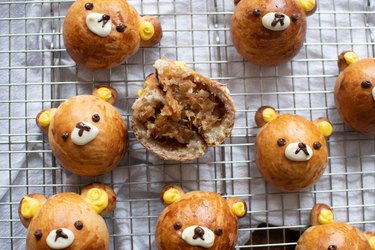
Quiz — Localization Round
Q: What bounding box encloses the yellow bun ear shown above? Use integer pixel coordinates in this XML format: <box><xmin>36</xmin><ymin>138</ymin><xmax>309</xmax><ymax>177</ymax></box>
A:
<box><xmin>139</xmin><ymin>16</ymin><xmax>163</xmax><ymax>47</ymax></box>
<box><xmin>92</xmin><ymin>86</ymin><xmax>118</xmax><ymax>105</ymax></box>
<box><xmin>255</xmin><ymin>106</ymin><xmax>278</xmax><ymax>128</ymax></box>
<box><xmin>36</xmin><ymin>108</ymin><xmax>57</xmax><ymax>134</ymax></box>
<box><xmin>310</xmin><ymin>203</ymin><xmax>334</xmax><ymax>226</ymax></box>
<box><xmin>227</xmin><ymin>197</ymin><xmax>247</xmax><ymax>219</ymax></box>
<box><xmin>160</xmin><ymin>185</ymin><xmax>185</xmax><ymax>206</ymax></box>
<box><xmin>81</xmin><ymin>182</ymin><xmax>116</xmax><ymax>215</ymax></box>
<box><xmin>297</xmin><ymin>0</ymin><xmax>317</xmax><ymax>15</ymax></box>
<box><xmin>18</xmin><ymin>194</ymin><xmax>47</xmax><ymax>228</ymax></box>
<box><xmin>338</xmin><ymin>51</ymin><xmax>359</xmax><ymax>72</ymax></box>
<box><xmin>313</xmin><ymin>118</ymin><xmax>333</xmax><ymax>138</ymax></box>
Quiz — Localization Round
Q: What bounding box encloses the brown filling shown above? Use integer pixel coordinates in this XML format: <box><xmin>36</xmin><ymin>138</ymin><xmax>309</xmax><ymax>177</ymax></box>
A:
<box><xmin>136</xmin><ymin>72</ymin><xmax>226</xmax><ymax>146</ymax></box>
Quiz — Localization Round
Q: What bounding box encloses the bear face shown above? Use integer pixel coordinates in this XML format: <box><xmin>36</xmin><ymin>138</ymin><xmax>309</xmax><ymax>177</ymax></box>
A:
<box><xmin>334</xmin><ymin>51</ymin><xmax>375</xmax><ymax>135</ymax></box>
<box><xmin>63</xmin><ymin>0</ymin><xmax>162</xmax><ymax>69</ymax></box>
<box><xmin>296</xmin><ymin>204</ymin><xmax>375</xmax><ymax>250</ymax></box>
<box><xmin>36</xmin><ymin>86</ymin><xmax>128</xmax><ymax>176</ymax></box>
<box><xmin>230</xmin><ymin>0</ymin><xmax>317</xmax><ymax>66</ymax></box>
<box><xmin>254</xmin><ymin>106</ymin><xmax>332</xmax><ymax>191</ymax></box>
<box><xmin>19</xmin><ymin>183</ymin><xmax>116</xmax><ymax>250</ymax></box>
<box><xmin>155</xmin><ymin>185</ymin><xmax>247</xmax><ymax>249</ymax></box>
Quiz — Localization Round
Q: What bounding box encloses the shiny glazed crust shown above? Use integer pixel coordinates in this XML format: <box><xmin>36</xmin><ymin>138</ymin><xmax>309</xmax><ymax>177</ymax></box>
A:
<box><xmin>155</xmin><ymin>191</ymin><xmax>239</xmax><ymax>250</ymax></box>
<box><xmin>230</xmin><ymin>0</ymin><xmax>308</xmax><ymax>66</ymax></box>
<box><xmin>26</xmin><ymin>193</ymin><xmax>109</xmax><ymax>250</ymax></box>
<box><xmin>296</xmin><ymin>222</ymin><xmax>371</xmax><ymax>250</ymax></box>
<box><xmin>334</xmin><ymin>58</ymin><xmax>375</xmax><ymax>135</ymax></box>
<box><xmin>63</xmin><ymin>0</ymin><xmax>141</xmax><ymax>68</ymax></box>
<box><xmin>132</xmin><ymin>59</ymin><xmax>236</xmax><ymax>161</ymax></box>
<box><xmin>255</xmin><ymin>114</ymin><xmax>328</xmax><ymax>191</ymax></box>
<box><xmin>49</xmin><ymin>95</ymin><xmax>127</xmax><ymax>176</ymax></box>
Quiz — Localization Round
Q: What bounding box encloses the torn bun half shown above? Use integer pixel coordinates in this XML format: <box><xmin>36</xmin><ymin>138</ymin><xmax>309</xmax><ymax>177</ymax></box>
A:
<box><xmin>132</xmin><ymin>58</ymin><xmax>236</xmax><ymax>161</ymax></box>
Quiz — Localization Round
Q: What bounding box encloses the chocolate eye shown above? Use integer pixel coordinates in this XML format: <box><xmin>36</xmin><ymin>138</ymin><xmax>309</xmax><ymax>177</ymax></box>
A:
<box><xmin>62</xmin><ymin>131</ymin><xmax>69</xmax><ymax>141</ymax></box>
<box><xmin>291</xmin><ymin>14</ymin><xmax>299</xmax><ymax>22</ymax></box>
<box><xmin>214</xmin><ymin>227</ymin><xmax>223</xmax><ymax>236</ymax></box>
<box><xmin>361</xmin><ymin>80</ymin><xmax>372</xmax><ymax>89</ymax></box>
<box><xmin>173</xmin><ymin>222</ymin><xmax>182</xmax><ymax>230</ymax></box>
<box><xmin>34</xmin><ymin>230</ymin><xmax>42</xmax><ymax>240</ymax></box>
<box><xmin>92</xmin><ymin>114</ymin><xmax>100</xmax><ymax>122</ymax></box>
<box><xmin>328</xmin><ymin>245</ymin><xmax>337</xmax><ymax>250</ymax></box>
<box><xmin>277</xmin><ymin>138</ymin><xmax>287</xmax><ymax>146</ymax></box>
<box><xmin>85</xmin><ymin>2</ymin><xmax>93</xmax><ymax>10</ymax></box>
<box><xmin>252</xmin><ymin>9</ymin><xmax>261</xmax><ymax>16</ymax></box>
<box><xmin>313</xmin><ymin>141</ymin><xmax>322</xmax><ymax>150</ymax></box>
<box><xmin>74</xmin><ymin>220</ymin><xmax>83</xmax><ymax>230</ymax></box>
<box><xmin>116</xmin><ymin>23</ymin><xmax>126</xmax><ymax>32</ymax></box>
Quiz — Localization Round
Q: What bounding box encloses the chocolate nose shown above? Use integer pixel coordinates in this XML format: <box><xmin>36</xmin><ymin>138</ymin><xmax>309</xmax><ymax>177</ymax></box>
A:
<box><xmin>262</xmin><ymin>12</ymin><xmax>291</xmax><ymax>31</ymax></box>
<box><xmin>193</xmin><ymin>226</ymin><xmax>205</xmax><ymax>240</ymax></box>
<box><xmin>296</xmin><ymin>142</ymin><xmax>310</xmax><ymax>156</ymax></box>
<box><xmin>55</xmin><ymin>228</ymin><xmax>68</xmax><ymax>242</ymax></box>
<box><xmin>272</xmin><ymin>13</ymin><xmax>285</xmax><ymax>26</ymax></box>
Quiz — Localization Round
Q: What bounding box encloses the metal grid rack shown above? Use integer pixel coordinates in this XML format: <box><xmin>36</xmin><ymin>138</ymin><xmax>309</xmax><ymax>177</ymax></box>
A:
<box><xmin>1</xmin><ymin>0</ymin><xmax>375</xmax><ymax>249</ymax></box>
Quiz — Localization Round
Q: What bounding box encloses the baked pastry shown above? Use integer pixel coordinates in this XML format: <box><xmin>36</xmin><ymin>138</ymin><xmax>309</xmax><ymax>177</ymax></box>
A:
<box><xmin>63</xmin><ymin>0</ymin><xmax>162</xmax><ymax>69</ymax></box>
<box><xmin>155</xmin><ymin>185</ymin><xmax>247</xmax><ymax>249</ymax></box>
<box><xmin>36</xmin><ymin>86</ymin><xmax>127</xmax><ymax>176</ymax></box>
<box><xmin>334</xmin><ymin>51</ymin><xmax>375</xmax><ymax>135</ymax></box>
<box><xmin>231</xmin><ymin>0</ymin><xmax>317</xmax><ymax>66</ymax></box>
<box><xmin>296</xmin><ymin>203</ymin><xmax>375</xmax><ymax>249</ymax></box>
<box><xmin>132</xmin><ymin>58</ymin><xmax>236</xmax><ymax>161</ymax></box>
<box><xmin>19</xmin><ymin>182</ymin><xmax>116</xmax><ymax>250</ymax></box>
<box><xmin>254</xmin><ymin>106</ymin><xmax>332</xmax><ymax>191</ymax></box>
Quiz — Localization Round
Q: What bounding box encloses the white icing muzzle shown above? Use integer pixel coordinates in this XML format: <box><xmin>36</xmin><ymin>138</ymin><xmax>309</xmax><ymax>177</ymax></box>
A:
<box><xmin>86</xmin><ymin>13</ymin><xmax>111</xmax><ymax>37</ymax></box>
<box><xmin>46</xmin><ymin>228</ymin><xmax>75</xmax><ymax>249</ymax></box>
<box><xmin>181</xmin><ymin>226</ymin><xmax>215</xmax><ymax>248</ymax></box>
<box><xmin>262</xmin><ymin>12</ymin><xmax>291</xmax><ymax>31</ymax></box>
<box><xmin>372</xmin><ymin>87</ymin><xmax>375</xmax><ymax>101</ymax></box>
<box><xmin>285</xmin><ymin>142</ymin><xmax>313</xmax><ymax>161</ymax></box>
<box><xmin>71</xmin><ymin>121</ymin><xmax>99</xmax><ymax>146</ymax></box>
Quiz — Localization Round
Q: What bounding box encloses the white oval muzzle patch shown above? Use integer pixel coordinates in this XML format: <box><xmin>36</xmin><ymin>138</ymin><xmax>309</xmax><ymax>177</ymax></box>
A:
<box><xmin>46</xmin><ymin>228</ymin><xmax>75</xmax><ymax>249</ymax></box>
<box><xmin>86</xmin><ymin>12</ymin><xmax>111</xmax><ymax>37</ymax></box>
<box><xmin>181</xmin><ymin>226</ymin><xmax>215</xmax><ymax>248</ymax></box>
<box><xmin>262</xmin><ymin>12</ymin><xmax>291</xmax><ymax>31</ymax></box>
<box><xmin>71</xmin><ymin>121</ymin><xmax>99</xmax><ymax>146</ymax></box>
<box><xmin>285</xmin><ymin>142</ymin><xmax>313</xmax><ymax>161</ymax></box>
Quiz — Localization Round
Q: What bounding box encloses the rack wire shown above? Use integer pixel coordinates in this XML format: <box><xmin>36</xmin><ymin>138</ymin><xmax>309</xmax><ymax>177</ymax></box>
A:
<box><xmin>0</xmin><ymin>0</ymin><xmax>375</xmax><ymax>249</ymax></box>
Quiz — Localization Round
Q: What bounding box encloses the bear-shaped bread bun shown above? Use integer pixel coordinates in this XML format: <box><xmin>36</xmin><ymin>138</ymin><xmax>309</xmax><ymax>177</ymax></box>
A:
<box><xmin>132</xmin><ymin>58</ymin><xmax>236</xmax><ymax>161</ymax></box>
<box><xmin>155</xmin><ymin>185</ymin><xmax>247</xmax><ymax>249</ymax></box>
<box><xmin>231</xmin><ymin>0</ymin><xmax>317</xmax><ymax>66</ymax></box>
<box><xmin>63</xmin><ymin>0</ymin><xmax>163</xmax><ymax>69</ymax></box>
<box><xmin>36</xmin><ymin>86</ymin><xmax>128</xmax><ymax>176</ymax></box>
<box><xmin>334</xmin><ymin>51</ymin><xmax>375</xmax><ymax>135</ymax></box>
<box><xmin>296</xmin><ymin>204</ymin><xmax>375</xmax><ymax>250</ymax></box>
<box><xmin>19</xmin><ymin>183</ymin><xmax>116</xmax><ymax>250</ymax></box>
<box><xmin>254</xmin><ymin>106</ymin><xmax>332</xmax><ymax>191</ymax></box>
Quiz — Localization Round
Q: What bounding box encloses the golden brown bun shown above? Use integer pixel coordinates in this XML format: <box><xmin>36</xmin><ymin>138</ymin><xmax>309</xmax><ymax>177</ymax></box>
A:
<box><xmin>132</xmin><ymin>58</ymin><xmax>236</xmax><ymax>161</ymax></box>
<box><xmin>255</xmin><ymin>114</ymin><xmax>328</xmax><ymax>191</ymax></box>
<box><xmin>231</xmin><ymin>0</ymin><xmax>314</xmax><ymax>66</ymax></box>
<box><xmin>334</xmin><ymin>57</ymin><xmax>375</xmax><ymax>135</ymax></box>
<box><xmin>296</xmin><ymin>222</ymin><xmax>371</xmax><ymax>250</ymax></box>
<box><xmin>47</xmin><ymin>95</ymin><xmax>127</xmax><ymax>176</ymax></box>
<box><xmin>25</xmin><ymin>193</ymin><xmax>109</xmax><ymax>250</ymax></box>
<box><xmin>156</xmin><ymin>188</ymin><xmax>246</xmax><ymax>249</ymax></box>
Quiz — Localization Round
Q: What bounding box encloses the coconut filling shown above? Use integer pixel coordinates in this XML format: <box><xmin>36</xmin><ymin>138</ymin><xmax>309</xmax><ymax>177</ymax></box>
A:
<box><xmin>135</xmin><ymin>74</ymin><xmax>226</xmax><ymax>148</ymax></box>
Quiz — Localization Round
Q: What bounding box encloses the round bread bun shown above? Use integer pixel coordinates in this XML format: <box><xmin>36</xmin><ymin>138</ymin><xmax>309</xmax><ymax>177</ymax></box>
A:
<box><xmin>334</xmin><ymin>54</ymin><xmax>375</xmax><ymax>135</ymax></box>
<box><xmin>132</xmin><ymin>58</ymin><xmax>236</xmax><ymax>161</ymax></box>
<box><xmin>230</xmin><ymin>0</ymin><xmax>316</xmax><ymax>66</ymax></box>
<box><xmin>63</xmin><ymin>0</ymin><xmax>162</xmax><ymax>68</ymax></box>
<box><xmin>255</xmin><ymin>112</ymin><xmax>329</xmax><ymax>191</ymax></box>
<box><xmin>46</xmin><ymin>95</ymin><xmax>127</xmax><ymax>176</ymax></box>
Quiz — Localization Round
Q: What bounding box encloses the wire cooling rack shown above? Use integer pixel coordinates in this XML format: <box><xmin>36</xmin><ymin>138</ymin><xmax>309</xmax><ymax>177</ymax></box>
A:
<box><xmin>1</xmin><ymin>0</ymin><xmax>375</xmax><ymax>249</ymax></box>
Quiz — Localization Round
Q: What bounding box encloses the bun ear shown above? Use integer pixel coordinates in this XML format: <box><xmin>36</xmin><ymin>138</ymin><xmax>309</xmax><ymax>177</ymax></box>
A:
<box><xmin>310</xmin><ymin>203</ymin><xmax>334</xmax><ymax>226</ymax></box>
<box><xmin>255</xmin><ymin>106</ymin><xmax>278</xmax><ymax>128</ymax></box>
<box><xmin>18</xmin><ymin>194</ymin><xmax>47</xmax><ymax>228</ymax></box>
<box><xmin>364</xmin><ymin>232</ymin><xmax>375</xmax><ymax>249</ymax></box>
<box><xmin>227</xmin><ymin>197</ymin><xmax>247</xmax><ymax>219</ymax></box>
<box><xmin>140</xmin><ymin>16</ymin><xmax>163</xmax><ymax>47</ymax></box>
<box><xmin>36</xmin><ymin>108</ymin><xmax>57</xmax><ymax>134</ymax></box>
<box><xmin>338</xmin><ymin>51</ymin><xmax>360</xmax><ymax>72</ymax></box>
<box><xmin>313</xmin><ymin>117</ymin><xmax>333</xmax><ymax>138</ymax></box>
<box><xmin>92</xmin><ymin>86</ymin><xmax>118</xmax><ymax>105</ymax></box>
<box><xmin>297</xmin><ymin>0</ymin><xmax>317</xmax><ymax>16</ymax></box>
<box><xmin>81</xmin><ymin>182</ymin><xmax>117</xmax><ymax>215</ymax></box>
<box><xmin>160</xmin><ymin>185</ymin><xmax>184</xmax><ymax>206</ymax></box>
